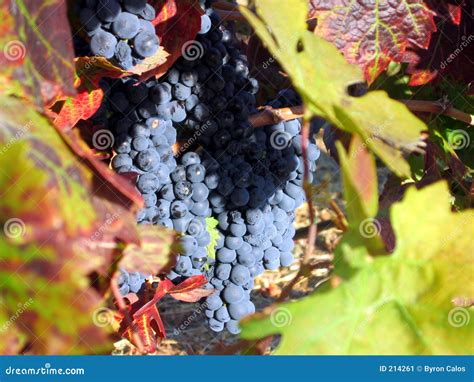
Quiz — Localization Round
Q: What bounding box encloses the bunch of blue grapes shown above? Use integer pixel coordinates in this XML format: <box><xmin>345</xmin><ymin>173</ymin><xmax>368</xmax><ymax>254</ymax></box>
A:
<box><xmin>154</xmin><ymin>7</ymin><xmax>258</xmax><ymax>146</ymax></box>
<box><xmin>117</xmin><ymin>269</ymin><xmax>148</xmax><ymax>295</ymax></box>
<box><xmin>95</xmin><ymin>75</ymin><xmax>214</xmax><ymax>291</ymax></box>
<box><xmin>77</xmin><ymin>0</ymin><xmax>159</xmax><ymax>69</ymax></box>
<box><xmin>201</xmin><ymin>117</ymin><xmax>320</xmax><ymax>333</ymax></box>
<box><xmin>161</xmin><ymin>151</ymin><xmax>213</xmax><ymax>279</ymax></box>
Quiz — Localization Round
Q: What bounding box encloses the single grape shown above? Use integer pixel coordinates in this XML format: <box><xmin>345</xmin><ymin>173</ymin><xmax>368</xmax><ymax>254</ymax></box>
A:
<box><xmin>133</xmin><ymin>31</ymin><xmax>160</xmax><ymax>57</ymax></box>
<box><xmin>222</xmin><ymin>283</ymin><xmax>245</xmax><ymax>304</ymax></box>
<box><xmin>216</xmin><ymin>247</ymin><xmax>236</xmax><ymax>263</ymax></box>
<box><xmin>136</xmin><ymin>149</ymin><xmax>160</xmax><ymax>171</ymax></box>
<box><xmin>205</xmin><ymin>293</ymin><xmax>223</xmax><ymax>310</ymax></box>
<box><xmin>112</xmin><ymin>12</ymin><xmax>139</xmax><ymax>39</ymax></box>
<box><xmin>96</xmin><ymin>0</ymin><xmax>121</xmax><ymax>22</ymax></box>
<box><xmin>90</xmin><ymin>30</ymin><xmax>117</xmax><ymax>58</ymax></box>
<box><xmin>186</xmin><ymin>164</ymin><xmax>206</xmax><ymax>183</ymax></box>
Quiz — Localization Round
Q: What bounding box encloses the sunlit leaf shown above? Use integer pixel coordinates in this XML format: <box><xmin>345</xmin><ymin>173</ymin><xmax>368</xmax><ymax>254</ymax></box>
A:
<box><xmin>241</xmin><ymin>0</ymin><xmax>427</xmax><ymax>177</ymax></box>
<box><xmin>241</xmin><ymin>182</ymin><xmax>474</xmax><ymax>354</ymax></box>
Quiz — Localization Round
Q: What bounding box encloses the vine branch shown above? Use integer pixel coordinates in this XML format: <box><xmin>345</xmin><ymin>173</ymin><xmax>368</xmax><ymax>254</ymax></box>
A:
<box><xmin>248</xmin><ymin>101</ymin><xmax>474</xmax><ymax>127</ymax></box>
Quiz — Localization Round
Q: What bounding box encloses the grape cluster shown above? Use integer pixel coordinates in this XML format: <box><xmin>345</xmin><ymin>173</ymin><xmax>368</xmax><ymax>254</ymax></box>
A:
<box><xmin>155</xmin><ymin>8</ymin><xmax>258</xmax><ymax>145</ymax></box>
<box><xmin>201</xmin><ymin>118</ymin><xmax>320</xmax><ymax>333</ymax></box>
<box><xmin>99</xmin><ymin>3</ymin><xmax>321</xmax><ymax>335</ymax></box>
<box><xmin>161</xmin><ymin>152</ymin><xmax>213</xmax><ymax>279</ymax></box>
<box><xmin>78</xmin><ymin>0</ymin><xmax>159</xmax><ymax>69</ymax></box>
<box><xmin>117</xmin><ymin>269</ymin><xmax>148</xmax><ymax>295</ymax></box>
<box><xmin>95</xmin><ymin>75</ymin><xmax>213</xmax><ymax>287</ymax></box>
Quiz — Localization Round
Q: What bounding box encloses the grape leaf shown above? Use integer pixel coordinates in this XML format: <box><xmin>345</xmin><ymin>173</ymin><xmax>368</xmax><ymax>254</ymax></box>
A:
<box><xmin>117</xmin><ymin>276</ymin><xmax>209</xmax><ymax>352</ymax></box>
<box><xmin>404</xmin><ymin>1</ymin><xmax>474</xmax><ymax>86</ymax></box>
<box><xmin>136</xmin><ymin>0</ymin><xmax>203</xmax><ymax>81</ymax></box>
<box><xmin>52</xmin><ymin>79</ymin><xmax>104</xmax><ymax>131</ymax></box>
<box><xmin>240</xmin><ymin>0</ymin><xmax>427</xmax><ymax>177</ymax></box>
<box><xmin>0</xmin><ymin>0</ymin><xmax>76</xmax><ymax>106</ymax></box>
<box><xmin>168</xmin><ymin>275</ymin><xmax>214</xmax><ymax>302</ymax></box>
<box><xmin>336</xmin><ymin>136</ymin><xmax>385</xmax><ymax>255</ymax></box>
<box><xmin>120</xmin><ymin>225</ymin><xmax>179</xmax><ymax>276</ymax></box>
<box><xmin>206</xmin><ymin>217</ymin><xmax>220</xmax><ymax>260</ymax></box>
<box><xmin>308</xmin><ymin>0</ymin><xmax>437</xmax><ymax>84</ymax></box>
<box><xmin>241</xmin><ymin>182</ymin><xmax>474</xmax><ymax>354</ymax></box>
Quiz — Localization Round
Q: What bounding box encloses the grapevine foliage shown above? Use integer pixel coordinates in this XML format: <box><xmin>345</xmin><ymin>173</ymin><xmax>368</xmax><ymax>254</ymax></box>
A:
<box><xmin>0</xmin><ymin>0</ymin><xmax>472</xmax><ymax>356</ymax></box>
<box><xmin>241</xmin><ymin>182</ymin><xmax>474</xmax><ymax>354</ymax></box>
<box><xmin>241</xmin><ymin>0</ymin><xmax>427</xmax><ymax>178</ymax></box>
<box><xmin>309</xmin><ymin>0</ymin><xmax>437</xmax><ymax>84</ymax></box>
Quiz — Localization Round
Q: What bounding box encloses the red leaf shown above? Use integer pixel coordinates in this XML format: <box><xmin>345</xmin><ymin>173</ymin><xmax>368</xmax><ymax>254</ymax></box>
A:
<box><xmin>0</xmin><ymin>0</ymin><xmax>76</xmax><ymax>106</ymax></box>
<box><xmin>447</xmin><ymin>3</ymin><xmax>462</xmax><ymax>24</ymax></box>
<box><xmin>310</xmin><ymin>0</ymin><xmax>437</xmax><ymax>84</ymax></box>
<box><xmin>168</xmin><ymin>275</ymin><xmax>214</xmax><ymax>302</ymax></box>
<box><xmin>115</xmin><ymin>276</ymin><xmax>212</xmax><ymax>350</ymax></box>
<box><xmin>405</xmin><ymin>1</ymin><xmax>473</xmax><ymax>85</ymax></box>
<box><xmin>136</xmin><ymin>0</ymin><xmax>203</xmax><ymax>81</ymax></box>
<box><xmin>53</xmin><ymin>85</ymin><xmax>104</xmax><ymax>131</ymax></box>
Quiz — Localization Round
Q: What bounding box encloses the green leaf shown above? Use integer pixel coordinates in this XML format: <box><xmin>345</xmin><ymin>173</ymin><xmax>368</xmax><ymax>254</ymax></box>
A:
<box><xmin>241</xmin><ymin>182</ymin><xmax>474</xmax><ymax>354</ymax></box>
<box><xmin>336</xmin><ymin>135</ymin><xmax>385</xmax><ymax>256</ymax></box>
<box><xmin>240</xmin><ymin>0</ymin><xmax>427</xmax><ymax>177</ymax></box>
<box><xmin>206</xmin><ymin>217</ymin><xmax>220</xmax><ymax>260</ymax></box>
<box><xmin>0</xmin><ymin>95</ymin><xmax>97</xmax><ymax>237</ymax></box>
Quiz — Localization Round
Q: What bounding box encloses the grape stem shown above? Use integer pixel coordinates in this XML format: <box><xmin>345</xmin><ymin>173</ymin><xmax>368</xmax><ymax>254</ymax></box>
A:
<box><xmin>110</xmin><ymin>277</ymin><xmax>145</xmax><ymax>354</ymax></box>
<box><xmin>213</xmin><ymin>9</ymin><xmax>246</xmax><ymax>21</ymax></box>
<box><xmin>401</xmin><ymin>100</ymin><xmax>474</xmax><ymax>126</ymax></box>
<box><xmin>248</xmin><ymin>101</ymin><xmax>474</xmax><ymax>127</ymax></box>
